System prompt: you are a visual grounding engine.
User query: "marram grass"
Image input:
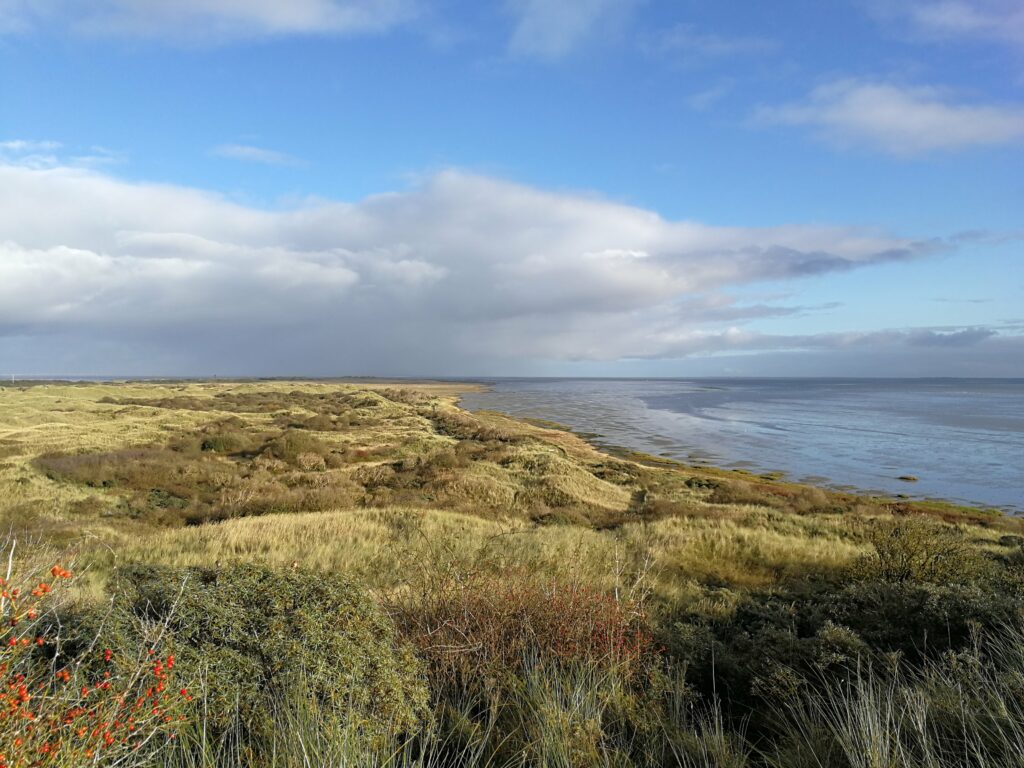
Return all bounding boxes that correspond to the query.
[2,380,1023,767]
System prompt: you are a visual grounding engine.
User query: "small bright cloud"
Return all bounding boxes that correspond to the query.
[507,0,635,59]
[0,139,61,152]
[0,139,63,169]
[652,24,776,64]
[873,0,1024,48]
[213,144,304,167]
[0,0,418,41]
[758,79,1024,154]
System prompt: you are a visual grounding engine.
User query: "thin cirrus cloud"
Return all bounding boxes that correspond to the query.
[0,0,418,40]
[0,147,974,375]
[212,144,304,167]
[506,0,637,59]
[650,24,777,66]
[870,0,1024,47]
[0,139,62,168]
[758,79,1024,154]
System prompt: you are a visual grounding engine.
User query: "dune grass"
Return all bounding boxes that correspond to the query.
[2,380,1023,766]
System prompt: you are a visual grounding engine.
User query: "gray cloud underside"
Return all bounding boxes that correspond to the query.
[0,159,1011,376]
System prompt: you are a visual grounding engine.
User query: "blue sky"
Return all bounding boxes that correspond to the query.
[0,0,1022,376]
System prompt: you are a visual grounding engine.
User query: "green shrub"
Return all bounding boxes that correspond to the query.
[96,563,429,754]
[660,560,1023,737]
[199,429,259,455]
[260,429,331,466]
[393,568,656,701]
[299,414,339,431]
[426,408,522,443]
[857,516,992,585]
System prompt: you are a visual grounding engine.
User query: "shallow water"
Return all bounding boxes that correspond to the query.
[460,378,1024,512]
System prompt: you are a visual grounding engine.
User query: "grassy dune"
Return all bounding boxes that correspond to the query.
[1,380,1023,766]
[2,379,1009,562]
[113,506,868,601]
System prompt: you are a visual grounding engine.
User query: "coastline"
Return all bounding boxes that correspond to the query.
[457,386,1019,520]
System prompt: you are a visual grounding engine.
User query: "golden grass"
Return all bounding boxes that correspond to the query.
[2,379,1018,609]
[111,506,610,589]
[0,381,460,518]
[103,503,871,611]
[635,512,867,590]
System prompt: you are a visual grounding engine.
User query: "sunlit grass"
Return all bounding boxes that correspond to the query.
[3,380,1024,767]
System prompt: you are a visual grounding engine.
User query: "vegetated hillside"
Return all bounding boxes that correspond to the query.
[1,381,1023,767]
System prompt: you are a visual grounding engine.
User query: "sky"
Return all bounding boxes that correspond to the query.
[0,0,1022,377]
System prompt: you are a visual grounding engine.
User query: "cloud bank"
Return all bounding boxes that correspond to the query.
[2,146,1003,376]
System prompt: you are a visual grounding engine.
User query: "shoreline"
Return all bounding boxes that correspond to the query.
[4,376,1015,518]
[457,391,1019,519]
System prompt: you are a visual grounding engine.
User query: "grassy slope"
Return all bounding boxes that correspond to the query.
[1,380,1018,611]
[6,381,1024,767]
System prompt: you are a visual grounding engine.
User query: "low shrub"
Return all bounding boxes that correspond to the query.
[297,414,338,431]
[259,430,331,466]
[857,515,992,585]
[198,429,259,456]
[95,563,429,756]
[660,564,1024,738]
[378,388,431,406]
[35,449,235,502]
[0,544,183,767]
[766,624,1024,768]
[426,408,522,443]
[707,480,841,514]
[393,568,655,699]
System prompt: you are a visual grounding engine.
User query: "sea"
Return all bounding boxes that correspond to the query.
[459,378,1024,513]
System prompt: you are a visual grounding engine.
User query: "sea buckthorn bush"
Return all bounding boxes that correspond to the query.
[390,563,666,766]
[857,515,994,585]
[95,563,429,756]
[0,549,184,767]
[394,566,656,696]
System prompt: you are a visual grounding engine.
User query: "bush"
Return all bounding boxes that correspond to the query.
[706,479,840,514]
[96,563,429,755]
[298,414,340,431]
[660,568,1024,740]
[393,568,655,699]
[767,623,1024,768]
[0,545,183,767]
[260,430,331,466]
[427,408,522,443]
[197,426,260,455]
[35,449,236,508]
[858,516,991,585]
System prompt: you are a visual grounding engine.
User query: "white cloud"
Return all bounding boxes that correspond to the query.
[0,0,417,41]
[0,140,126,170]
[0,159,952,374]
[0,139,63,170]
[507,0,635,59]
[688,81,734,111]
[213,144,303,167]
[652,24,776,64]
[0,139,61,153]
[759,79,1024,154]
[872,0,1024,48]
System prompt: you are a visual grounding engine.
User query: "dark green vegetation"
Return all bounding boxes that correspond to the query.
[3,382,1024,766]
[97,564,429,747]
